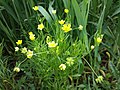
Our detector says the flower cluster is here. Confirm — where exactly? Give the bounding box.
[59,20,72,32]
[15,46,33,59]
[59,57,74,71]
[15,38,35,58]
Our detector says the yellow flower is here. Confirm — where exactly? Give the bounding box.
[66,57,74,66]
[21,47,27,54]
[58,20,65,25]
[26,50,33,58]
[52,10,56,14]
[29,32,35,40]
[28,32,35,41]
[16,40,22,45]
[59,64,66,70]
[29,34,35,40]
[13,67,20,72]
[95,76,103,83]
[38,23,44,30]
[29,32,33,35]
[15,47,19,52]
[33,6,39,11]
[64,9,69,13]
[78,25,83,30]
[91,45,95,50]
[97,37,102,43]
[62,24,72,32]
[47,41,58,48]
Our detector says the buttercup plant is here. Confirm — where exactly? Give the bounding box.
[10,1,111,89]
[13,5,104,89]
[1,0,118,89]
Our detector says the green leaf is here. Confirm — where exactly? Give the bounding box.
[72,0,83,25]
[48,1,58,21]
[38,6,53,25]
[96,4,106,34]
[0,39,4,58]
[72,74,81,77]
[0,0,18,23]
[112,7,120,17]
[78,58,84,74]
[62,0,70,9]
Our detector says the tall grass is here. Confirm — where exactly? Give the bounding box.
[0,0,38,54]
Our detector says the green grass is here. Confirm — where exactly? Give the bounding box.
[0,0,120,90]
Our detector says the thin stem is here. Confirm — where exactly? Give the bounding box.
[34,51,49,55]
[82,57,98,77]
[18,58,27,67]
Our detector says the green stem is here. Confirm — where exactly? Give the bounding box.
[82,57,98,77]
[35,51,49,55]
[18,58,27,67]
